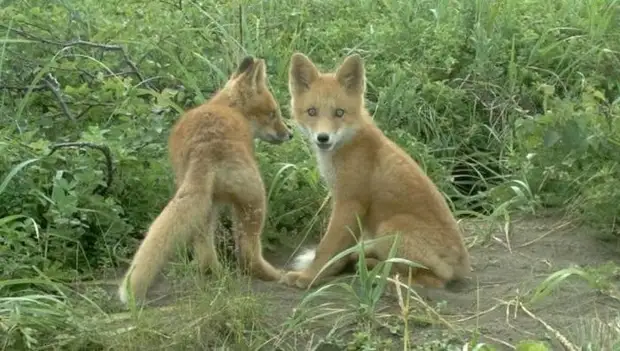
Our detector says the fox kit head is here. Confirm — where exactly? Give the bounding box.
[288,53,366,152]
[227,56,293,144]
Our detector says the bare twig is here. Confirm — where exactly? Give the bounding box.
[2,25,155,90]
[481,335,516,350]
[517,220,573,248]
[43,73,75,122]
[47,142,114,196]
[455,304,501,322]
[0,84,46,91]
[520,303,579,351]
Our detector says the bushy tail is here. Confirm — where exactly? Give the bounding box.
[291,247,316,271]
[118,172,214,305]
[291,240,377,271]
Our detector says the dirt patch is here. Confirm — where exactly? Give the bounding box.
[104,212,620,350]
[409,213,620,349]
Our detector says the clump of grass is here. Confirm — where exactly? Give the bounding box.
[528,265,620,304]
[277,233,459,350]
[0,278,105,351]
[572,315,620,351]
[104,292,271,350]
[1,268,275,351]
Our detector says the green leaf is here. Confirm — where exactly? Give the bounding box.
[543,129,560,148]
[560,119,584,150]
[0,157,41,196]
[515,340,550,351]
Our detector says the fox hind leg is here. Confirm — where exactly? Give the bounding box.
[226,169,281,281]
[231,198,281,281]
[192,206,223,276]
[374,216,456,290]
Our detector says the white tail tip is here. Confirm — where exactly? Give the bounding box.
[291,247,316,270]
[118,281,130,305]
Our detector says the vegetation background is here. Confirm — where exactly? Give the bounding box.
[1,0,619,350]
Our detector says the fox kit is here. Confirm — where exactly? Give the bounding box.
[118,56,293,305]
[281,52,471,290]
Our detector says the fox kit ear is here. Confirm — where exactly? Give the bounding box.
[289,53,319,94]
[234,56,255,78]
[335,54,365,95]
[234,56,267,91]
[249,59,267,89]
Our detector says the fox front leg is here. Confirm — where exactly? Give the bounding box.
[281,201,364,289]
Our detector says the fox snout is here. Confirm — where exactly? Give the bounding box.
[315,132,331,147]
[312,132,336,150]
[264,122,294,144]
[276,128,294,142]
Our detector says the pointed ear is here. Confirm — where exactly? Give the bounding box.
[249,58,267,89]
[289,53,319,95]
[233,56,267,91]
[233,56,255,78]
[335,54,365,95]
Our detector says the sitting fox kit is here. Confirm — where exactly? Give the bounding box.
[118,56,293,305]
[281,52,471,290]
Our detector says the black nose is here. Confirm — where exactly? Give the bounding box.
[316,133,330,143]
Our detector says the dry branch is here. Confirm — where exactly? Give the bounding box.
[43,73,75,122]
[519,303,579,351]
[0,84,47,92]
[1,25,155,90]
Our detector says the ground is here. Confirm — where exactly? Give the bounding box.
[94,211,620,350]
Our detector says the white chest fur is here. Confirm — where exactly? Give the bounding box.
[315,149,336,188]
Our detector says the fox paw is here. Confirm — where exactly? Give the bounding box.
[280,270,313,289]
[258,264,285,281]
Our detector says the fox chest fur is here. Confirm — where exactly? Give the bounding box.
[314,148,336,188]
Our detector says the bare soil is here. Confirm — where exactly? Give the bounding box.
[105,212,620,350]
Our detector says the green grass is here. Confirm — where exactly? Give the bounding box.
[1,0,620,349]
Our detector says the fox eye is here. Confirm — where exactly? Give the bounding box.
[334,108,345,118]
[307,107,317,116]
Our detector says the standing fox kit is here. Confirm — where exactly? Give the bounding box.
[281,52,471,290]
[118,56,293,305]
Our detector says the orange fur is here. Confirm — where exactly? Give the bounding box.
[281,53,471,290]
[118,56,293,305]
